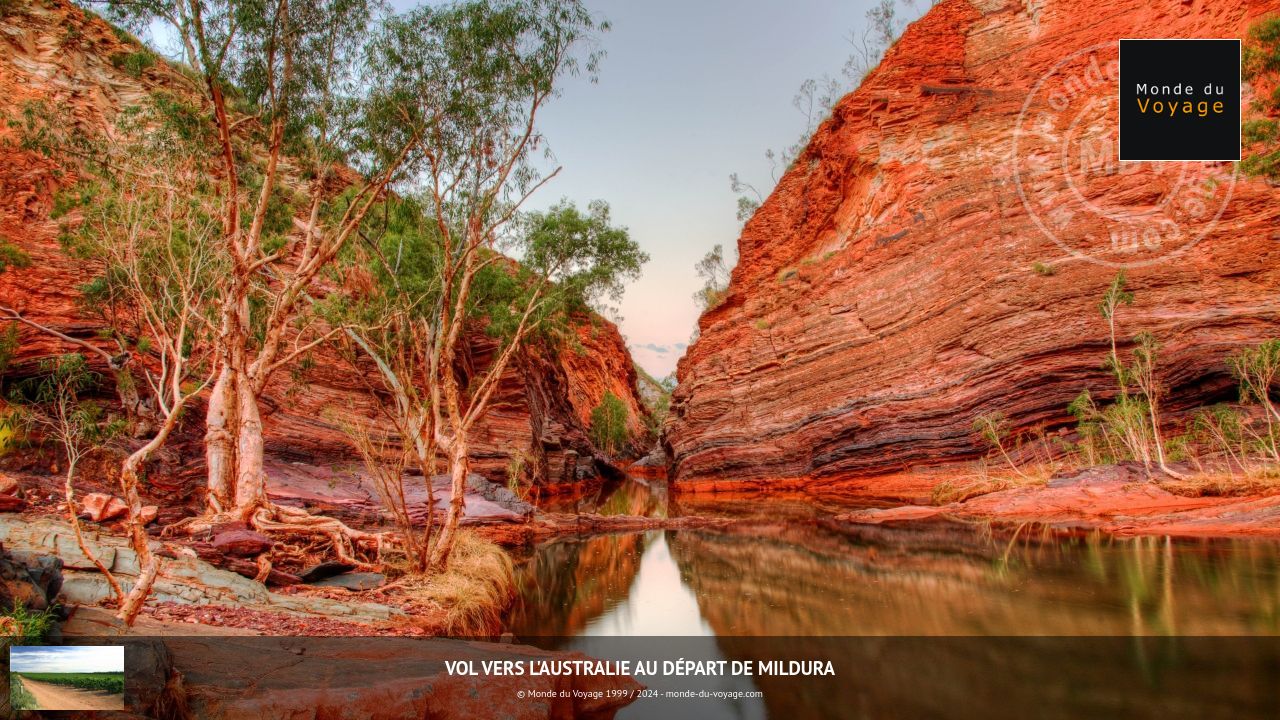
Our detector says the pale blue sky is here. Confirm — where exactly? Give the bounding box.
[10,645,124,673]
[501,0,891,377]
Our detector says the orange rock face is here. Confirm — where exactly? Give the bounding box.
[668,0,1280,486]
[0,1,647,491]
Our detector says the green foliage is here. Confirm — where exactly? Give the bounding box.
[518,200,646,322]
[634,366,673,438]
[16,672,125,695]
[10,675,36,710]
[149,92,217,149]
[109,49,155,78]
[1243,16,1280,179]
[349,195,643,353]
[692,243,730,311]
[1227,339,1280,461]
[973,412,1011,448]
[1191,404,1248,462]
[1228,339,1280,405]
[1098,271,1134,322]
[0,323,17,377]
[10,354,97,406]
[0,238,31,273]
[590,391,629,456]
[2,600,59,641]
[1031,261,1056,277]
[7,354,125,447]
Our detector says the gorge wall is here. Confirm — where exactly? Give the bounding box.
[0,0,648,492]
[667,0,1280,487]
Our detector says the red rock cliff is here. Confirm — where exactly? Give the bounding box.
[0,0,648,489]
[667,0,1280,487]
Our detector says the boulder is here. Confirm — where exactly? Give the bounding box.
[0,474,20,495]
[210,529,273,557]
[0,494,26,512]
[0,544,63,612]
[81,492,129,522]
[464,473,535,519]
[136,505,159,525]
[299,561,355,583]
[310,572,386,591]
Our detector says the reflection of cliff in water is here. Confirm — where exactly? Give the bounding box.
[507,532,649,638]
[666,522,1280,636]
[666,525,1280,719]
[537,475,667,517]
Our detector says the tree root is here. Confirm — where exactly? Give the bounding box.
[165,502,389,570]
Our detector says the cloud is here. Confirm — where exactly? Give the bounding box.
[634,343,670,354]
[9,646,124,673]
[674,343,687,350]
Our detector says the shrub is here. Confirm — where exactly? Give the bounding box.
[973,411,1028,478]
[0,238,31,273]
[1227,339,1280,461]
[590,391,630,455]
[1031,261,1056,276]
[109,50,155,79]
[1,601,58,640]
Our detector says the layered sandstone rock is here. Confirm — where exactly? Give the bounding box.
[668,0,1280,486]
[0,1,647,498]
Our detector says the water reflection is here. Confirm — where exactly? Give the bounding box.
[536,475,668,517]
[511,480,1280,637]
[508,479,1280,718]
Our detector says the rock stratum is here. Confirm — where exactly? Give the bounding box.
[668,0,1280,487]
[0,1,648,495]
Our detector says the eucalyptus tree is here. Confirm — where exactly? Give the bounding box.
[94,0,630,572]
[66,114,228,623]
[331,0,635,569]
[97,0,430,543]
[8,91,228,623]
[11,355,126,604]
[346,196,644,571]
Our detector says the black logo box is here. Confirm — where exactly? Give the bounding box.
[1119,38,1241,162]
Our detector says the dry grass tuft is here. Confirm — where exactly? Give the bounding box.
[389,531,515,636]
[1159,465,1280,498]
[931,462,1057,505]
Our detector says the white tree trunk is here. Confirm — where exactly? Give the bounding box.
[233,377,267,519]
[204,368,236,512]
[430,438,469,571]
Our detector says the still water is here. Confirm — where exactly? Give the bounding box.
[506,477,1280,718]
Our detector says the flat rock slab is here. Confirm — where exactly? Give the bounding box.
[265,459,533,525]
[0,517,403,624]
[310,572,385,591]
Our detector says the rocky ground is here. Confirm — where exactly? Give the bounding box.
[832,464,1280,538]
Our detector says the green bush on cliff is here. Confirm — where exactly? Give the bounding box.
[109,49,155,78]
[1243,17,1280,179]
[0,238,31,273]
[590,391,630,456]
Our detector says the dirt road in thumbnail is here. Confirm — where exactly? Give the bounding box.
[19,677,124,710]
